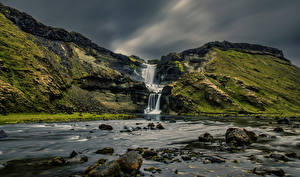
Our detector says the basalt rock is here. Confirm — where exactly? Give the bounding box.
[225,128,254,147]
[0,130,8,138]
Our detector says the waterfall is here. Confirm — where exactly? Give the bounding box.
[142,64,163,114]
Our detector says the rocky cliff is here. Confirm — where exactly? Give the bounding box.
[0,3,148,114]
[159,41,300,115]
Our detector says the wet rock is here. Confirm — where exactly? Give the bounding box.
[232,159,240,164]
[244,129,258,142]
[142,150,158,159]
[0,163,5,170]
[70,150,78,158]
[285,152,298,158]
[269,153,289,162]
[151,155,164,162]
[169,119,176,123]
[95,147,114,155]
[274,127,284,133]
[147,123,155,129]
[156,123,165,129]
[117,151,143,175]
[0,130,8,138]
[87,160,121,177]
[144,167,162,173]
[258,134,268,138]
[136,123,143,125]
[50,156,66,166]
[277,117,290,124]
[252,167,285,176]
[225,128,251,147]
[198,132,214,142]
[204,155,226,163]
[99,124,113,130]
[248,155,262,163]
[181,155,192,161]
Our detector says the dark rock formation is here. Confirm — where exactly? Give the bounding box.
[99,124,113,130]
[225,128,255,147]
[198,133,214,142]
[0,130,8,138]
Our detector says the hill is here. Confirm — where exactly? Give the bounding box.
[0,3,148,114]
[159,41,300,116]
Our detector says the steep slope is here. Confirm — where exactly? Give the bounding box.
[0,3,148,114]
[159,41,300,115]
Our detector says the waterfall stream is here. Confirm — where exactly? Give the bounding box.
[142,64,163,114]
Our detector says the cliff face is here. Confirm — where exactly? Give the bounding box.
[0,3,148,114]
[159,42,300,115]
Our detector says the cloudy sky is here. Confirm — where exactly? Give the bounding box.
[1,0,300,66]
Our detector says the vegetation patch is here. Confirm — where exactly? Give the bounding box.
[0,113,135,125]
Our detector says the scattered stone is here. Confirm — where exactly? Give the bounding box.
[99,124,113,130]
[156,123,165,129]
[0,130,8,138]
[70,150,78,158]
[147,123,155,129]
[136,123,143,125]
[204,156,226,163]
[151,155,164,162]
[117,151,143,175]
[225,128,251,147]
[87,160,121,177]
[277,117,290,124]
[144,166,162,173]
[285,152,298,158]
[181,155,192,161]
[198,133,214,142]
[233,159,240,164]
[258,134,268,138]
[273,127,284,133]
[95,147,114,155]
[248,155,263,163]
[80,155,88,163]
[142,150,158,159]
[269,153,289,162]
[252,167,285,176]
[50,156,66,166]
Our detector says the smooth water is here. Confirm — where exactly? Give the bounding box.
[0,116,300,177]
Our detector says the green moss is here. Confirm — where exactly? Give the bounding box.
[174,61,184,72]
[0,113,135,125]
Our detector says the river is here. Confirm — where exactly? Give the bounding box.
[0,115,300,176]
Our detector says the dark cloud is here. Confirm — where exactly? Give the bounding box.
[1,0,300,66]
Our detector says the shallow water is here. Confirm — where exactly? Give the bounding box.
[0,115,300,177]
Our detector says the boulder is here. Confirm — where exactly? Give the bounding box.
[99,124,113,130]
[156,123,165,130]
[274,127,284,133]
[142,150,158,159]
[225,128,251,147]
[269,153,289,162]
[117,151,143,175]
[95,147,114,155]
[198,133,214,142]
[87,160,121,177]
[252,167,285,176]
[50,156,66,166]
[277,117,290,124]
[0,130,8,138]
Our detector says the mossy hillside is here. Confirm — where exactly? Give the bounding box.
[0,13,70,113]
[163,48,300,116]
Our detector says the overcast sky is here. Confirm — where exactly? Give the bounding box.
[1,0,300,66]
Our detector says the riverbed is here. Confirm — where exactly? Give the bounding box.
[0,115,300,177]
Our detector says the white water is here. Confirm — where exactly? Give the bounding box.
[142,64,163,114]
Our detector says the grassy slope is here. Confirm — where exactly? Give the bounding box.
[0,113,135,125]
[168,48,300,116]
[0,13,70,113]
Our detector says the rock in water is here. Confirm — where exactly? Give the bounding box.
[198,133,214,142]
[225,128,251,147]
[117,151,143,175]
[0,130,8,138]
[274,127,284,133]
[50,156,66,166]
[95,147,114,155]
[87,160,121,177]
[99,124,113,130]
[156,123,165,129]
[277,117,290,124]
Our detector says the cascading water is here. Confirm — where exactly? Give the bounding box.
[142,64,163,114]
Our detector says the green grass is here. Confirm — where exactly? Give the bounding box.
[0,113,135,125]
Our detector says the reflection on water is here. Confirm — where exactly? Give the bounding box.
[0,115,299,176]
